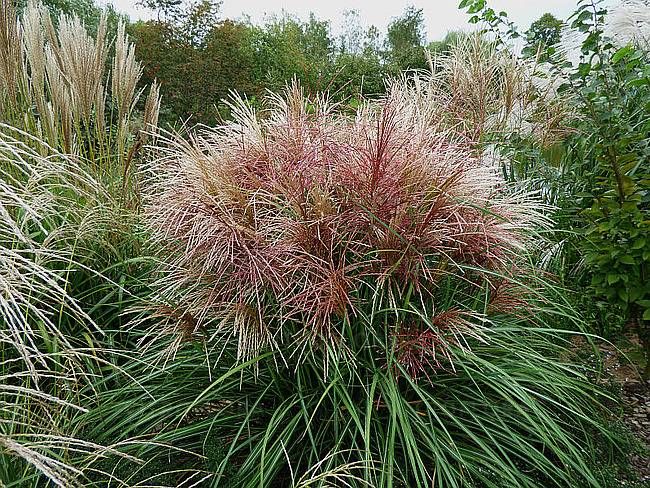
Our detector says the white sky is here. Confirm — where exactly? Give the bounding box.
[105,0,577,41]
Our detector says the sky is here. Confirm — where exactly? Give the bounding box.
[105,0,577,41]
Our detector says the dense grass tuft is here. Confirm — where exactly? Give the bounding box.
[124,84,631,487]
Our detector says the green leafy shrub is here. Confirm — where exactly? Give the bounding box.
[560,1,650,374]
[459,0,650,378]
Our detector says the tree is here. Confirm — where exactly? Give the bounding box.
[178,0,222,46]
[385,6,428,73]
[250,14,334,94]
[339,9,363,55]
[130,16,257,125]
[524,13,563,58]
[137,0,182,21]
[15,0,126,35]
[363,25,381,56]
[428,30,466,55]
[203,20,257,116]
[137,0,222,46]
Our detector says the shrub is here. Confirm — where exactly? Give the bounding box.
[563,1,650,376]
[458,0,650,379]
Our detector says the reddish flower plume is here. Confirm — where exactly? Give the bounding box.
[142,82,550,373]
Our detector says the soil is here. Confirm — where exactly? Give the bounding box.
[623,380,650,483]
[599,335,650,484]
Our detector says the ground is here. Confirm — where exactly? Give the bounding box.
[602,335,650,484]
[623,380,650,482]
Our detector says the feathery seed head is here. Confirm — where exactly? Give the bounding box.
[415,33,575,147]
[143,83,550,377]
[0,0,26,112]
[111,20,143,120]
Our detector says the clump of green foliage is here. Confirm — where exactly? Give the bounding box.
[459,0,650,379]
[565,1,650,376]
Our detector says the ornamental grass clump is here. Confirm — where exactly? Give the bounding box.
[135,84,627,487]
[0,125,143,486]
[144,84,549,366]
[0,0,160,179]
[419,33,574,148]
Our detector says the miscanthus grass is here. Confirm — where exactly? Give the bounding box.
[141,82,550,365]
[114,83,631,487]
[0,126,146,486]
[418,33,575,148]
[0,2,161,484]
[0,0,159,183]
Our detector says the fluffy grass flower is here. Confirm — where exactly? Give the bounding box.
[143,82,550,373]
[120,70,630,488]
